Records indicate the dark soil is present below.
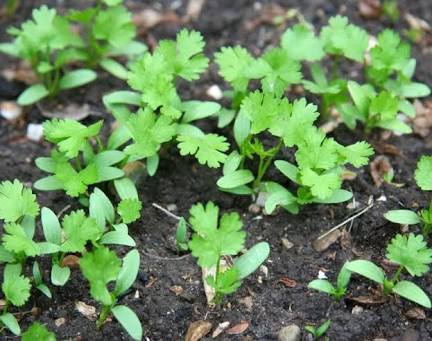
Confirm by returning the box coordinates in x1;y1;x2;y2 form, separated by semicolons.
1;1;432;340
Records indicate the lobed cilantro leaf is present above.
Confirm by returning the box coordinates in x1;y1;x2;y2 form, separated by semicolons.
22;322;56;341
0;180;39;222
43;119;103;158
157;29;208;81
188;202;246;267
301;168;342;199
2;264;31;307
177;133;229;168
206;267;241;294
117;198;142;224
369;91;399;121
415;156;432;191
281;24;324;61
338;141;374;168
2;223;40;257
125;108;177;159
80;246;122;305
61;210;101;252
386;233;432;277
320;15;369;62
214;46;255;92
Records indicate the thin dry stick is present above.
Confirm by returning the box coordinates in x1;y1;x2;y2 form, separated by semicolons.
317;199;374;240
152;202;192;227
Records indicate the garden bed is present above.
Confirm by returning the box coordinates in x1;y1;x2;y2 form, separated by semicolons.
1;0;432;340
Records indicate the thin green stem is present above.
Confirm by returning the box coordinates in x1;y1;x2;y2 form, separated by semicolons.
252;138;283;191
391;266;403;283
97;305;111;329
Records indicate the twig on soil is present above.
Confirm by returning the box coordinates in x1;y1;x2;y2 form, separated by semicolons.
317;197;374;241
57;204;71;219
142;250;191;261
152;202;191;226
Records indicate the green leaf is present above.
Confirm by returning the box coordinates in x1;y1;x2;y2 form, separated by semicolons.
17;84;49;106
2;264;31;307
346;260;385;284
146;154;159;176
264;183;296;214
114;178;139;200
308;279;335;295
316;320;332;338
22;322;56;341
0;313;21;336
336;263;352;289
43;119;103;158
117;198;142;224
274;160;299;184
181;101;221;123
415;156;432;190
51;263;70;286
177;133;229;168
217;169;254;189
369;91;398;121
100;58;129;80
103;91;141;108
59;69;97;90
234;242;270;279
313;189;353;204
176;218;189;251
281;24;324;61
2;223;40;257
34;176;63;192
100;230;136;247
89;188;115;229
41;207;61;245
233;111;251;147
301;168;342;200
112;305;142;341
384;210;421;225
392;280;431;308
207;267;241;294
115;249;140;295
80;246;122;305
189;201;219;235
386;233;432;277
0;179;39;222
347;81;373;114
400;83;431;98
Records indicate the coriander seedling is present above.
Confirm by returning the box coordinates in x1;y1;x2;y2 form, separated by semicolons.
0;6;96;105
22;322;56;341
346;233;432;308
308;263;351;300
305;320;332;340
187;202;270;304
80;247;142;340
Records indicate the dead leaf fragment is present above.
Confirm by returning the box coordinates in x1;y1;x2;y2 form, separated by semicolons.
370;155;394;187
133;9;179;33
169;285;184;296
55;317;66;327
312;229;341;252
2;61;37;84
61;255;80;268
405;307;426;320
212;321;230;338
226;321;249;335
405;13;431;32
38;102;90;121
185;0;205;21
277;277;297;288
75;301;97;320
347;294;387;306
238;296;253;312
358;0;382;19
413;99;432;137
185;320;212;341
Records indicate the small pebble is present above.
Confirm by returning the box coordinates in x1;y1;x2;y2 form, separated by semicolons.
281;237;294;250
55;317;66;327
352;305;364;315
0;101;22;120
277;324;301;341
206;84;223;100
26;123;44;141
248;203;261;214
167;204;177;212
260;265;268;277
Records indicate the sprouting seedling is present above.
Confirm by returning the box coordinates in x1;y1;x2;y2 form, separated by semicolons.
80;246;142;340
187;202;270;304
0;264;32;336
305;320;332;340
385;155;432;236
0;5;97;105
308;262;351;300
346;233;432;308
67;0;146;80
21;322;56;341
176;217;189;252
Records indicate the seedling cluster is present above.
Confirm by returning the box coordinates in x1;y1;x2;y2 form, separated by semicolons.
0;2;431;339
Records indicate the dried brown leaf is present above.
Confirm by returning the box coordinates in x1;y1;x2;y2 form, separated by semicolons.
75;301;97;320
358;0;382;19
61;255;80;269
226;321;249;335
185;320;212;341
413;99;432;137
133;8;179;33
277;277;297;288
312;229;341;252
169;285;184;296
370;155;393;188
38;102;91;121
405;307;426;320
212;321;230;338
185;0;205;21
347;294;387;306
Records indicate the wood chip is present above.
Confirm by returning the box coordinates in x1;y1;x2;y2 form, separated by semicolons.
61;255;80;268
277;277;297;288
55;317;66;327
212;321;230;338
358;0;382;19
169;285;184;296
405;307;426;320
75;301;97;320
225;321;249;335
185;320;212;341
312;229;341;252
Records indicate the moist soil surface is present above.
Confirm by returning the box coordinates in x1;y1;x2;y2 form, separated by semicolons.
1;1;432;340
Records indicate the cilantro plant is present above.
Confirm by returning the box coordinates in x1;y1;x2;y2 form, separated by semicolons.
0;5;97;105
346;233;432;308
0;264;32;336
67;0;146;80
186;202;270;304
385;155;432;236
308;262;351;300
103;29;229;174
34;118;138;203
22;322;56;341
305;320;332;340
80;247;142;340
